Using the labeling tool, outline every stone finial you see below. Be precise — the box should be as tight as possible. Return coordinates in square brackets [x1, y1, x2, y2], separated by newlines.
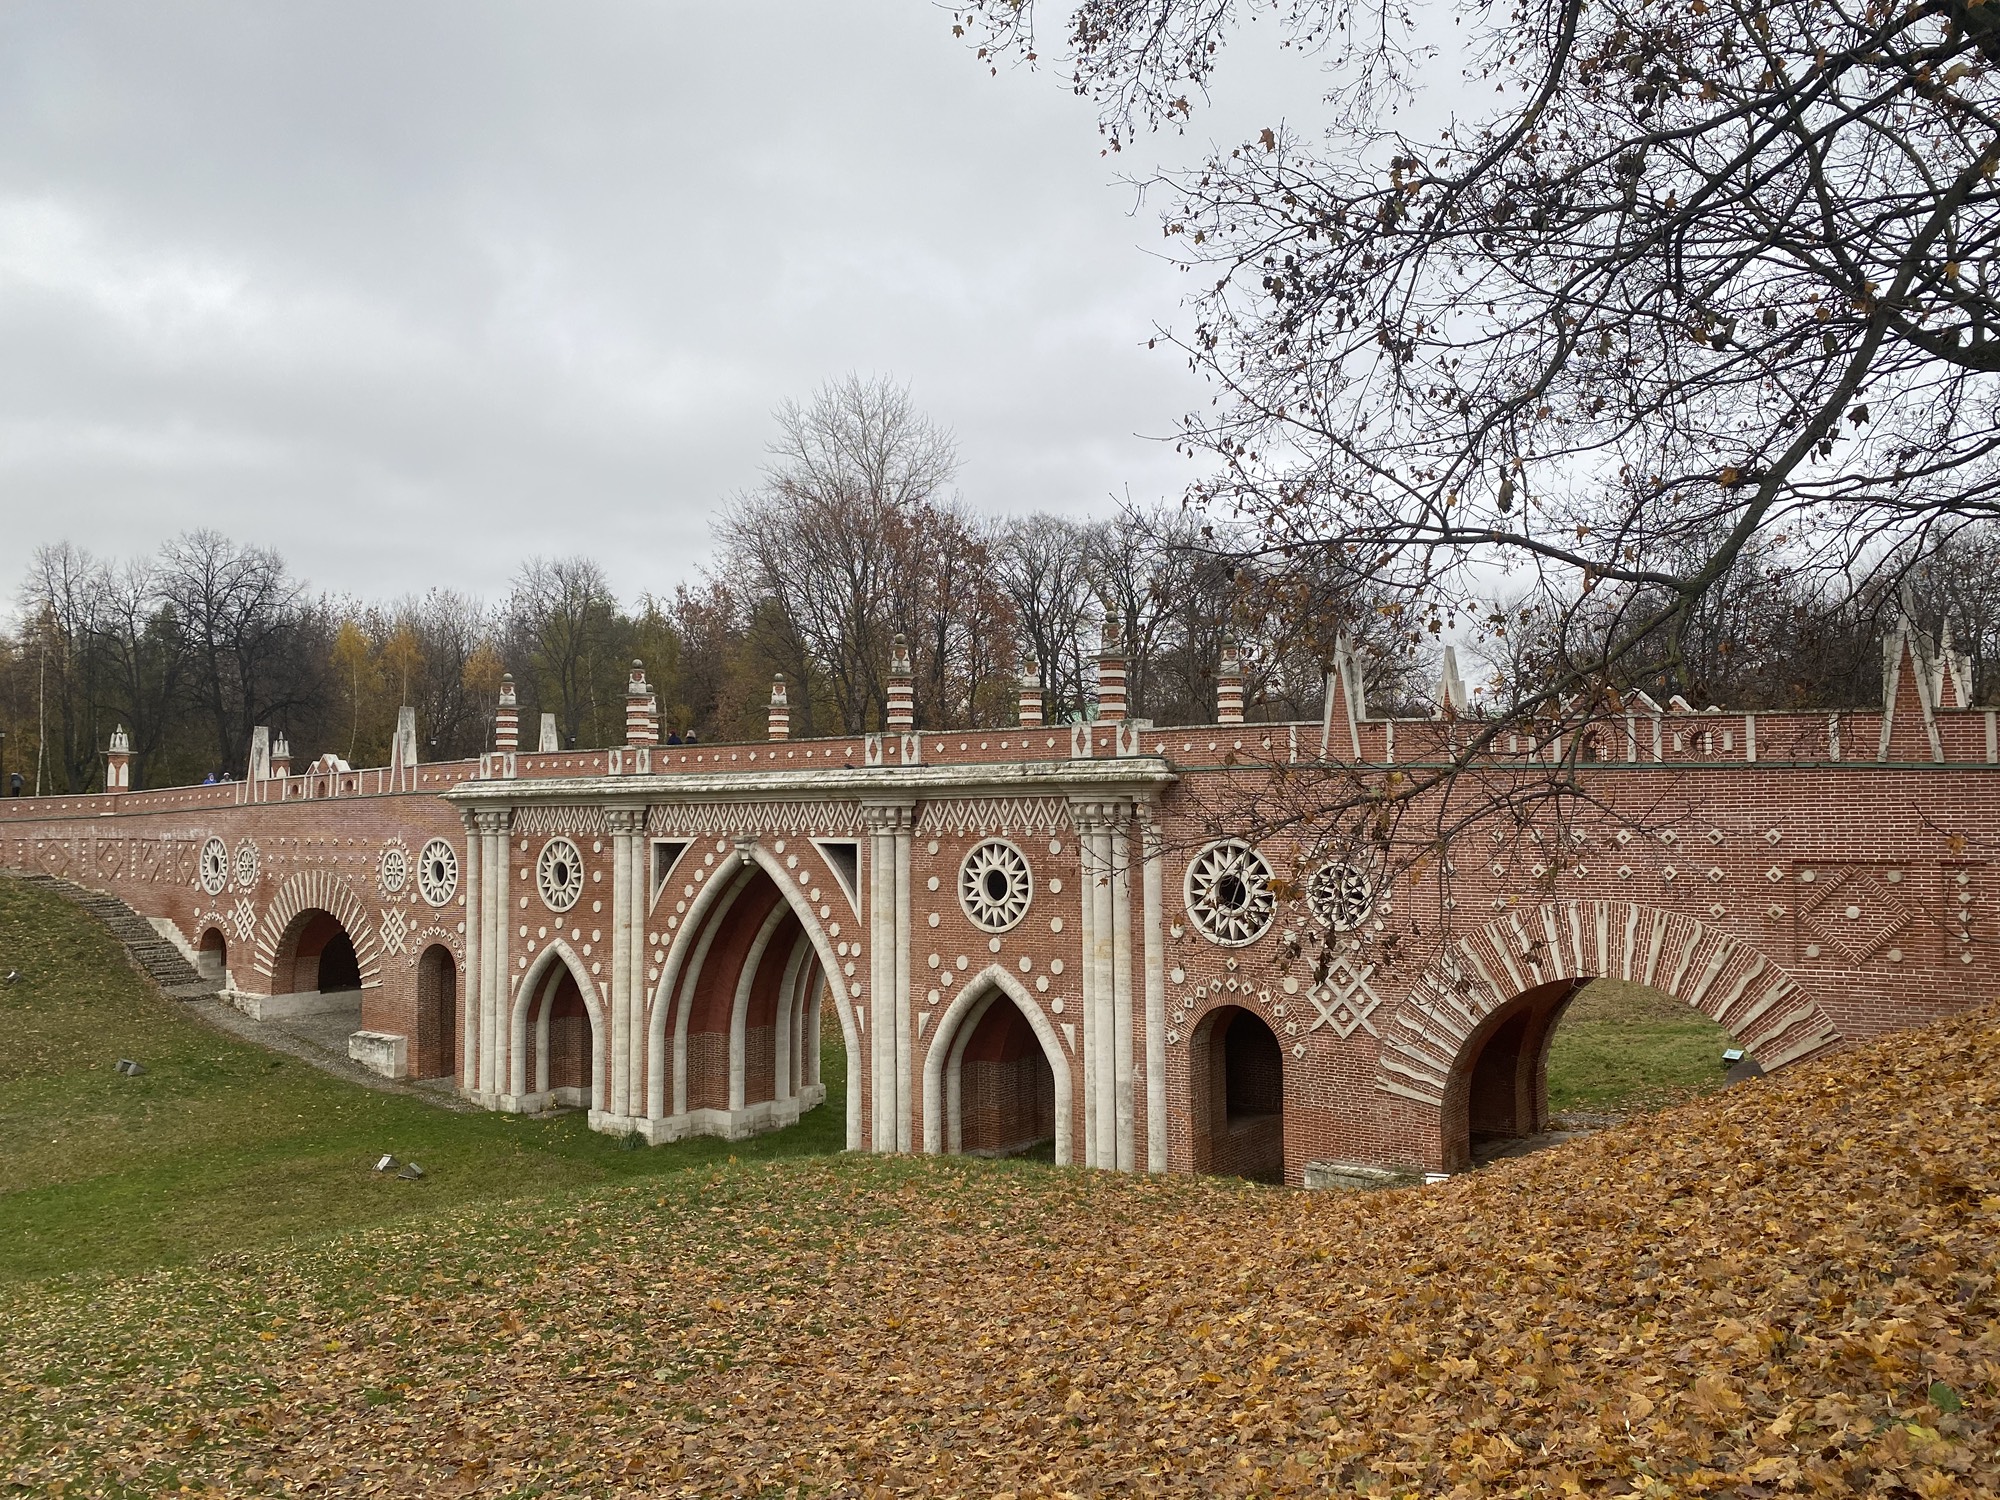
[538, 713, 560, 753]
[1216, 642, 1245, 726]
[271, 733, 292, 778]
[1018, 658, 1044, 728]
[106, 724, 132, 791]
[769, 674, 791, 741]
[625, 659, 658, 748]
[887, 633, 915, 732]
[1096, 615, 1128, 724]
[389, 706, 420, 781]
[494, 673, 520, 753]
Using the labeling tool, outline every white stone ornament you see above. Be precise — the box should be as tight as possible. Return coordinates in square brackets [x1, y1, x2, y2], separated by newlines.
[379, 841, 409, 895]
[1184, 839, 1277, 947]
[198, 837, 229, 896]
[1307, 861, 1375, 932]
[233, 840, 261, 890]
[537, 837, 585, 912]
[418, 839, 460, 907]
[958, 838, 1032, 933]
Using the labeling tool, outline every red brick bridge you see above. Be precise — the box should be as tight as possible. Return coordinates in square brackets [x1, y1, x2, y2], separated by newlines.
[3, 626, 1990, 1182]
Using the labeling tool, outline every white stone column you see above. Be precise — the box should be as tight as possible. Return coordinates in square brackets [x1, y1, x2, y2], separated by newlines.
[1073, 804, 1100, 1166]
[1138, 799, 1168, 1172]
[1110, 811, 1135, 1173]
[475, 809, 513, 1102]
[458, 811, 482, 1098]
[893, 811, 914, 1152]
[606, 805, 646, 1122]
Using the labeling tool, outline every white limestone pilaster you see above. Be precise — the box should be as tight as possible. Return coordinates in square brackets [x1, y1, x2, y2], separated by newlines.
[861, 800, 915, 1152]
[1138, 799, 1168, 1172]
[604, 804, 647, 1123]
[1110, 815, 1135, 1172]
[472, 808, 513, 1103]
[458, 811, 483, 1097]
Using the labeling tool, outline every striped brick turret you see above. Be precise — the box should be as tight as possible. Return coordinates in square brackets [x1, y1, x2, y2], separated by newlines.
[1096, 617, 1127, 723]
[625, 660, 658, 747]
[887, 634, 914, 731]
[1018, 659, 1043, 728]
[1216, 642, 1244, 725]
[494, 673, 519, 752]
[769, 674, 791, 741]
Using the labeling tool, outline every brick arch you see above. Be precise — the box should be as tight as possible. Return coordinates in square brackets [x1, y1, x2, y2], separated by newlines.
[1373, 900, 1842, 1112]
[922, 965, 1074, 1167]
[253, 869, 382, 990]
[510, 940, 605, 1111]
[644, 840, 861, 1148]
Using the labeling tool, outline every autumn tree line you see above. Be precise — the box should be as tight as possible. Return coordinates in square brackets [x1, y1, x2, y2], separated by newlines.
[9, 376, 2000, 795]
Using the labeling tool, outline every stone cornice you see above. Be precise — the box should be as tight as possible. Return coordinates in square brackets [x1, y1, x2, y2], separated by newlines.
[443, 757, 1177, 809]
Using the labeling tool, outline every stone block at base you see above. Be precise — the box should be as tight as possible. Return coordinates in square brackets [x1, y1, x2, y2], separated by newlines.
[234, 987, 363, 1021]
[348, 1030, 409, 1080]
[1303, 1160, 1421, 1192]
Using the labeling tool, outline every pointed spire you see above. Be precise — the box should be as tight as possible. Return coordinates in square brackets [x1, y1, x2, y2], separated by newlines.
[105, 724, 131, 791]
[1879, 624, 1943, 762]
[1434, 645, 1468, 719]
[1320, 634, 1365, 761]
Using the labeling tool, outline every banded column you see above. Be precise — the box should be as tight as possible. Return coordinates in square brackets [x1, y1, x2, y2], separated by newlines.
[1097, 619, 1128, 723]
[624, 662, 658, 748]
[1216, 642, 1245, 725]
[1018, 660, 1043, 728]
[887, 635, 914, 732]
[768, 675, 791, 740]
[495, 675, 519, 752]
[606, 804, 648, 1123]
[862, 799, 917, 1151]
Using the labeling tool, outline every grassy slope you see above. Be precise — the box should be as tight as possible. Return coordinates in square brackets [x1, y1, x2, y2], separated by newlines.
[1547, 976, 1737, 1112]
[1, 997, 1992, 1494]
[0, 877, 845, 1283]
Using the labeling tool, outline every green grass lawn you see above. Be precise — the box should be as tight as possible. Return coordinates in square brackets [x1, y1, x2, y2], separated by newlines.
[0, 874, 1744, 1286]
[0, 876, 847, 1284]
[1545, 977, 1737, 1113]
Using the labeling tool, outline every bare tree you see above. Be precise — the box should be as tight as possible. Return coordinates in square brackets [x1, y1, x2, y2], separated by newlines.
[506, 557, 623, 749]
[961, 0, 2000, 744]
[995, 514, 1101, 722]
[721, 375, 969, 733]
[157, 531, 317, 772]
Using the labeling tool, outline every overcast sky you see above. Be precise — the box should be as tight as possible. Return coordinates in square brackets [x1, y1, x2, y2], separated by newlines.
[0, 3, 1327, 611]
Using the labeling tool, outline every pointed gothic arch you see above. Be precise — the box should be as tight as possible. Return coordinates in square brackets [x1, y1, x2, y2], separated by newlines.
[643, 841, 860, 1147]
[922, 965, 1074, 1166]
[508, 939, 606, 1113]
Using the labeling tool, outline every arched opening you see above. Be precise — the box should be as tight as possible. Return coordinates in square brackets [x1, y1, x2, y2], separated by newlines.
[948, 992, 1056, 1158]
[196, 927, 227, 983]
[1191, 1004, 1285, 1183]
[523, 961, 596, 1109]
[1444, 977, 1741, 1171]
[279, 910, 363, 995]
[414, 944, 458, 1082]
[650, 856, 850, 1142]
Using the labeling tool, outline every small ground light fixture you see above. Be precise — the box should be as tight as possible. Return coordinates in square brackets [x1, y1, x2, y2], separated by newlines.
[115, 1058, 145, 1076]
[396, 1162, 425, 1181]
[374, 1154, 397, 1172]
